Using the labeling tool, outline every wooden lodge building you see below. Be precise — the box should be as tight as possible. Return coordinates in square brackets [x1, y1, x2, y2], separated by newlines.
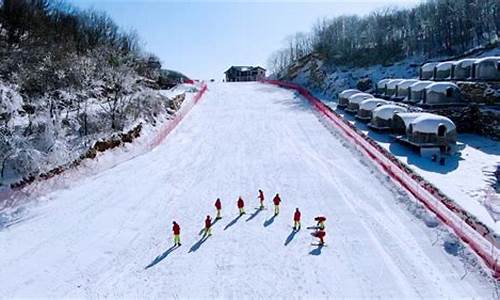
[225, 66, 266, 82]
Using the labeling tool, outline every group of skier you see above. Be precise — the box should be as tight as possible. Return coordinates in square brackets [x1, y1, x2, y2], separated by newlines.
[171, 190, 326, 248]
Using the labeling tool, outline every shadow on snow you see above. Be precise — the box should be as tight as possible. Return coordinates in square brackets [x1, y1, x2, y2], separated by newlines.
[263, 214, 276, 227]
[246, 208, 263, 222]
[189, 235, 209, 253]
[224, 214, 242, 231]
[284, 229, 299, 246]
[145, 245, 178, 269]
[309, 244, 324, 256]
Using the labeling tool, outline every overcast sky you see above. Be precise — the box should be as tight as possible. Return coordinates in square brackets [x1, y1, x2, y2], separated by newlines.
[71, 0, 422, 79]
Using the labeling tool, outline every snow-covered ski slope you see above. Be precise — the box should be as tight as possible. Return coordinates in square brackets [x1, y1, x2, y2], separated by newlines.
[0, 82, 494, 298]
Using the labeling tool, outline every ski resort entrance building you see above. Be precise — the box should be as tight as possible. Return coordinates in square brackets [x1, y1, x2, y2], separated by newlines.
[225, 66, 266, 82]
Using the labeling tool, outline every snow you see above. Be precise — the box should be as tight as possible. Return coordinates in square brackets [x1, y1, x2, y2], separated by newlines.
[474, 56, 500, 64]
[0, 82, 494, 297]
[395, 112, 433, 127]
[359, 98, 390, 111]
[411, 115, 456, 134]
[348, 92, 374, 104]
[377, 78, 391, 89]
[397, 79, 419, 90]
[386, 79, 404, 89]
[455, 58, 477, 67]
[339, 89, 360, 98]
[372, 104, 408, 120]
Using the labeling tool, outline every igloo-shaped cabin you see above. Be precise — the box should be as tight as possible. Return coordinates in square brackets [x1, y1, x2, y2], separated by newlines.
[385, 79, 404, 97]
[392, 112, 434, 134]
[395, 79, 419, 99]
[368, 104, 408, 130]
[356, 98, 390, 120]
[473, 57, 500, 81]
[420, 62, 438, 80]
[422, 82, 461, 106]
[406, 81, 433, 104]
[434, 61, 454, 80]
[405, 114, 457, 148]
[376, 79, 391, 94]
[452, 59, 476, 80]
[338, 89, 361, 108]
[346, 93, 374, 113]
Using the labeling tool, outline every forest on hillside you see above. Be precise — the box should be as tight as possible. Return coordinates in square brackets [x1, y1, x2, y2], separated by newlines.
[268, 0, 500, 74]
[0, 0, 173, 186]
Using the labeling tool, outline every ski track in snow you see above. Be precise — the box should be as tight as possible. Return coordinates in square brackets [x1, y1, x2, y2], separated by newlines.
[0, 82, 495, 298]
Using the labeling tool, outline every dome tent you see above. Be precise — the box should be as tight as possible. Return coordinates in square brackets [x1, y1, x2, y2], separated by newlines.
[434, 61, 454, 80]
[452, 58, 476, 80]
[395, 79, 419, 99]
[376, 79, 391, 94]
[385, 79, 404, 97]
[368, 104, 408, 130]
[391, 112, 433, 134]
[338, 89, 361, 108]
[420, 62, 438, 80]
[405, 114, 457, 148]
[406, 80, 433, 104]
[345, 93, 374, 113]
[473, 57, 500, 81]
[423, 82, 462, 107]
[356, 98, 390, 120]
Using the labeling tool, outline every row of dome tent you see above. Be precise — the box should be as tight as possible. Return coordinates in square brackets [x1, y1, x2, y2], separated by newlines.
[374, 79, 463, 108]
[420, 56, 500, 81]
[338, 89, 457, 153]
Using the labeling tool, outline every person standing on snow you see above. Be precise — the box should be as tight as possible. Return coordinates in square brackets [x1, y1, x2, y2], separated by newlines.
[316, 229, 326, 246]
[293, 208, 301, 230]
[172, 221, 181, 246]
[315, 216, 326, 231]
[273, 193, 281, 216]
[204, 215, 213, 237]
[258, 189, 265, 209]
[215, 198, 222, 220]
[237, 196, 245, 216]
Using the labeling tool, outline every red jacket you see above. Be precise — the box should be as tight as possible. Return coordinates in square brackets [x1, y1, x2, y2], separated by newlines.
[172, 223, 180, 235]
[273, 194, 281, 205]
[316, 230, 326, 238]
[237, 197, 244, 208]
[205, 217, 212, 229]
[294, 210, 301, 221]
[215, 199, 221, 210]
[258, 190, 264, 201]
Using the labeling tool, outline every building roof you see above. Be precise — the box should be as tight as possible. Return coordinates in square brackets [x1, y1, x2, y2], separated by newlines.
[436, 61, 454, 70]
[339, 89, 361, 99]
[224, 66, 266, 73]
[421, 62, 439, 71]
[359, 98, 390, 111]
[396, 79, 419, 90]
[411, 114, 456, 133]
[348, 93, 374, 104]
[409, 80, 433, 92]
[426, 82, 459, 93]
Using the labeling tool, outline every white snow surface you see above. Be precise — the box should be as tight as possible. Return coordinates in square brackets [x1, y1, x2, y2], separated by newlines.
[359, 99, 390, 111]
[426, 82, 459, 93]
[0, 83, 494, 298]
[411, 115, 456, 134]
[348, 92, 374, 104]
[410, 80, 434, 92]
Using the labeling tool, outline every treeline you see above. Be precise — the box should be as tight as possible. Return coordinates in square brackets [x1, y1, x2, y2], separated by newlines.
[0, 0, 161, 96]
[268, 0, 500, 74]
[0, 0, 172, 185]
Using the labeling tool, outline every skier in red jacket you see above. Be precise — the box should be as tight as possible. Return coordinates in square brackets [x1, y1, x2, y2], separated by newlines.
[204, 215, 212, 237]
[293, 208, 301, 230]
[315, 229, 326, 246]
[172, 221, 181, 246]
[258, 189, 265, 209]
[273, 193, 281, 216]
[215, 198, 222, 219]
[237, 196, 245, 216]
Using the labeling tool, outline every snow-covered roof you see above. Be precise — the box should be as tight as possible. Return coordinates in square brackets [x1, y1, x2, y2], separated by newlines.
[339, 89, 361, 98]
[395, 112, 434, 127]
[377, 79, 391, 89]
[372, 104, 408, 120]
[397, 79, 419, 90]
[359, 98, 390, 111]
[474, 56, 500, 64]
[410, 114, 456, 134]
[348, 93, 374, 104]
[421, 62, 438, 72]
[386, 79, 404, 89]
[454, 58, 476, 67]
[426, 82, 459, 93]
[435, 61, 454, 70]
[409, 80, 433, 92]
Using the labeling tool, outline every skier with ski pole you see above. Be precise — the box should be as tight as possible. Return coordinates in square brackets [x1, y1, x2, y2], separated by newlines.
[293, 208, 301, 230]
[273, 193, 281, 216]
[215, 198, 222, 220]
[258, 189, 265, 209]
[172, 221, 181, 246]
[237, 196, 245, 216]
[314, 216, 326, 231]
[204, 215, 213, 237]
